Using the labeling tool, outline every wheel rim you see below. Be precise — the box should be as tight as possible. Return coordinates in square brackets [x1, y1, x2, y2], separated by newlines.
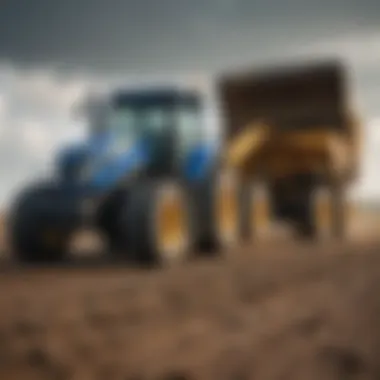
[155, 186, 189, 262]
[215, 174, 239, 247]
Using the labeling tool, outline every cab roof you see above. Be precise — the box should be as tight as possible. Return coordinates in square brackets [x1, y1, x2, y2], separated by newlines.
[111, 87, 202, 108]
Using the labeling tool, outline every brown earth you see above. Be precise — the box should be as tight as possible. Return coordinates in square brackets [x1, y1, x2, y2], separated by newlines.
[1, 240, 380, 380]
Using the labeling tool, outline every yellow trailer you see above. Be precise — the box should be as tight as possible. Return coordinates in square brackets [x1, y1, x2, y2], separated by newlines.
[217, 61, 361, 240]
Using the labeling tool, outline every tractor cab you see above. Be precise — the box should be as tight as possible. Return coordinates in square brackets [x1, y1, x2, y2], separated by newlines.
[90, 87, 206, 178]
[57, 87, 208, 191]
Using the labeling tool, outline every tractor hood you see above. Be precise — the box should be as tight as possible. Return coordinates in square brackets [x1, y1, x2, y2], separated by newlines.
[55, 129, 151, 195]
[56, 143, 90, 183]
[56, 130, 113, 184]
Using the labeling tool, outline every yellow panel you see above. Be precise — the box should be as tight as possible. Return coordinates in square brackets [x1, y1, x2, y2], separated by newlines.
[224, 123, 356, 181]
[224, 122, 269, 169]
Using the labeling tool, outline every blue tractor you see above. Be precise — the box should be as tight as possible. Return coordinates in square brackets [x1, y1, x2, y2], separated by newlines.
[8, 87, 241, 266]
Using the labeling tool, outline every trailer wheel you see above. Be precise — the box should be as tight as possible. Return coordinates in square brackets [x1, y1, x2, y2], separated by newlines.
[311, 182, 348, 240]
[8, 184, 71, 263]
[270, 174, 347, 241]
[247, 181, 272, 240]
[213, 171, 241, 249]
[292, 190, 316, 239]
[123, 181, 192, 267]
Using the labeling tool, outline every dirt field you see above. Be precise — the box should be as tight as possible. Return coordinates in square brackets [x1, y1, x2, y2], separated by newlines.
[0, 239, 380, 380]
[0, 205, 380, 380]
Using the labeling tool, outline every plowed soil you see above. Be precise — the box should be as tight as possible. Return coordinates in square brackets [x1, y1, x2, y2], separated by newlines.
[1, 239, 380, 380]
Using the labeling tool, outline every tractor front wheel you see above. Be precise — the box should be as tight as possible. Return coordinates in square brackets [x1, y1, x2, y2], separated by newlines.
[8, 183, 72, 264]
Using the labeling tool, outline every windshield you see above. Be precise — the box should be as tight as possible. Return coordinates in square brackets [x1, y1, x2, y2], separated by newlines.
[108, 107, 137, 139]
[89, 102, 203, 164]
[176, 106, 204, 160]
[103, 106, 172, 150]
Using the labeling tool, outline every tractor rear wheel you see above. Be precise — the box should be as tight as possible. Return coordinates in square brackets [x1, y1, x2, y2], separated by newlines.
[95, 189, 129, 256]
[189, 171, 242, 256]
[122, 180, 192, 267]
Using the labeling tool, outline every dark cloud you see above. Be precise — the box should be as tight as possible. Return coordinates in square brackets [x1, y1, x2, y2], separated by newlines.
[0, 0, 378, 206]
[0, 0, 379, 72]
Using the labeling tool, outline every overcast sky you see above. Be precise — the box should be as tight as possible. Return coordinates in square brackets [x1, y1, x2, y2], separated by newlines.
[0, 0, 379, 207]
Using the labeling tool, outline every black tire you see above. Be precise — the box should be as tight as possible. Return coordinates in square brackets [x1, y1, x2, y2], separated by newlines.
[187, 177, 220, 255]
[121, 180, 192, 267]
[294, 203, 316, 239]
[237, 180, 252, 242]
[245, 181, 272, 241]
[287, 188, 315, 239]
[189, 171, 241, 256]
[331, 183, 347, 239]
[270, 174, 321, 239]
[289, 181, 347, 240]
[8, 183, 72, 263]
[310, 182, 347, 240]
[95, 189, 129, 256]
